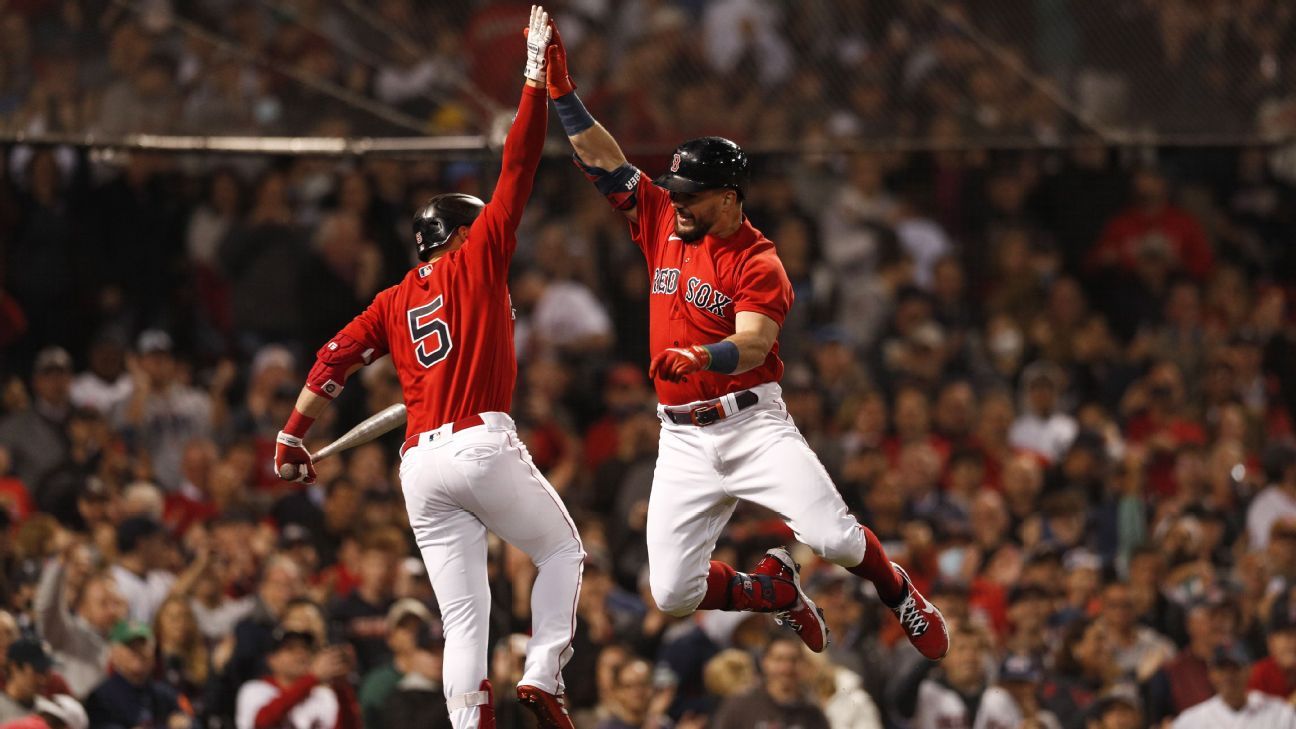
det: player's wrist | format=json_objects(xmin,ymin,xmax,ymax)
[
  {"xmin": 700, "ymin": 341, "xmax": 740, "ymax": 374},
  {"xmin": 554, "ymin": 91, "xmax": 594, "ymax": 135},
  {"xmin": 283, "ymin": 408, "xmax": 316, "ymax": 439}
]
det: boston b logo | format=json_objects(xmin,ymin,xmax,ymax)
[{"xmin": 671, "ymin": 153, "xmax": 681, "ymax": 172}]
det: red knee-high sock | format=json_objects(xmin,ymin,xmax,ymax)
[
  {"xmin": 697, "ymin": 561, "xmax": 738, "ymax": 610},
  {"xmin": 848, "ymin": 526, "xmax": 905, "ymax": 604}
]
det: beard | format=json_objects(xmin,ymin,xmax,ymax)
[{"xmin": 674, "ymin": 210, "xmax": 710, "ymax": 243}]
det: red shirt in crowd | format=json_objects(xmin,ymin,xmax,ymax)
[
  {"xmin": 1086, "ymin": 205, "xmax": 1214, "ymax": 280},
  {"xmin": 1249, "ymin": 657, "xmax": 1295, "ymax": 700}
]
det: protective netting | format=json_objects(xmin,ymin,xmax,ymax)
[{"xmin": 0, "ymin": 0, "xmax": 1294, "ymax": 152}]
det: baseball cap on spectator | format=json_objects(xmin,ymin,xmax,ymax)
[
  {"xmin": 1270, "ymin": 591, "xmax": 1296, "ymax": 634},
  {"xmin": 136, "ymin": 329, "xmax": 172, "ymax": 354},
  {"xmin": 34, "ymin": 347, "xmax": 73, "ymax": 373},
  {"xmin": 999, "ymin": 653, "xmax": 1043, "ymax": 683},
  {"xmin": 1063, "ymin": 548, "xmax": 1102, "ymax": 573},
  {"xmin": 279, "ymin": 523, "xmax": 313, "ymax": 550},
  {"xmin": 9, "ymin": 638, "xmax": 54, "ymax": 672},
  {"xmin": 1087, "ymin": 687, "xmax": 1142, "ymax": 721},
  {"xmin": 252, "ymin": 344, "xmax": 295, "ymax": 377},
  {"xmin": 116, "ymin": 515, "xmax": 163, "ymax": 553},
  {"xmin": 1209, "ymin": 643, "xmax": 1250, "ymax": 668},
  {"xmin": 109, "ymin": 621, "xmax": 153, "ymax": 645},
  {"xmin": 34, "ymin": 694, "xmax": 87, "ymax": 729},
  {"xmin": 386, "ymin": 598, "xmax": 433, "ymax": 631}
]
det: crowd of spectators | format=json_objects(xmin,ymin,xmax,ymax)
[
  {"xmin": 2, "ymin": 2, "xmax": 1296, "ymax": 729},
  {"xmin": 1, "ymin": 0, "xmax": 1296, "ymax": 145}
]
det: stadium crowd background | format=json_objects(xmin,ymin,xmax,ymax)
[{"xmin": 2, "ymin": 0, "xmax": 1296, "ymax": 728}]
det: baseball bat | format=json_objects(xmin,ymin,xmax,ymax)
[{"xmin": 277, "ymin": 403, "xmax": 408, "ymax": 479}]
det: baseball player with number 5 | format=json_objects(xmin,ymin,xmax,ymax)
[
  {"xmin": 273, "ymin": 8, "xmax": 584, "ymax": 728},
  {"xmin": 541, "ymin": 21, "xmax": 949, "ymax": 660}
]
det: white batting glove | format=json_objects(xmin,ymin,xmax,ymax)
[{"xmin": 524, "ymin": 5, "xmax": 552, "ymax": 83}]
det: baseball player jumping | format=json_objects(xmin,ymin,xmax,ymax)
[
  {"xmin": 542, "ymin": 23, "xmax": 949, "ymax": 660},
  {"xmin": 273, "ymin": 8, "xmax": 584, "ymax": 728}
]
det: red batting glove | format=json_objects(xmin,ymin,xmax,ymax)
[
  {"xmin": 275, "ymin": 432, "xmax": 316, "ymax": 484},
  {"xmin": 649, "ymin": 346, "xmax": 711, "ymax": 383},
  {"xmin": 545, "ymin": 22, "xmax": 575, "ymax": 99}
]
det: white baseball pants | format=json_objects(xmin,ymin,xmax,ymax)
[
  {"xmin": 646, "ymin": 383, "xmax": 866, "ymax": 616},
  {"xmin": 399, "ymin": 412, "xmax": 583, "ymax": 728}
]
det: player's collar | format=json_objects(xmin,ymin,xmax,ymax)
[{"xmin": 706, "ymin": 216, "xmax": 756, "ymax": 247}]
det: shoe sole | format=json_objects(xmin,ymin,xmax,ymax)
[
  {"xmin": 766, "ymin": 547, "xmax": 830, "ymax": 652},
  {"xmin": 891, "ymin": 562, "xmax": 950, "ymax": 660},
  {"xmin": 516, "ymin": 690, "xmax": 571, "ymax": 729}
]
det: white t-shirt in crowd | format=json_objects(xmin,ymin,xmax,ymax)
[
  {"xmin": 110, "ymin": 564, "xmax": 175, "ymax": 625},
  {"xmin": 1171, "ymin": 692, "xmax": 1296, "ymax": 729},
  {"xmin": 236, "ymin": 678, "xmax": 338, "ymax": 729},
  {"xmin": 974, "ymin": 686, "xmax": 1063, "ymax": 729}
]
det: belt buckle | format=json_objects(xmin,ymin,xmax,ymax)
[{"xmin": 689, "ymin": 404, "xmax": 720, "ymax": 426}]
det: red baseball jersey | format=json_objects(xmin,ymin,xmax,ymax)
[
  {"xmin": 629, "ymin": 175, "xmax": 794, "ymax": 406},
  {"xmin": 326, "ymin": 85, "xmax": 546, "ymax": 437}
]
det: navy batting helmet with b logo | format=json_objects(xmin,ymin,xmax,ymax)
[
  {"xmin": 654, "ymin": 137, "xmax": 748, "ymax": 198},
  {"xmin": 412, "ymin": 193, "xmax": 485, "ymax": 262}
]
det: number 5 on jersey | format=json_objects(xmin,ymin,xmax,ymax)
[{"xmin": 408, "ymin": 297, "xmax": 452, "ymax": 367}]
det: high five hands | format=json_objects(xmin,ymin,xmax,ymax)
[{"xmin": 523, "ymin": 5, "xmax": 576, "ymax": 100}]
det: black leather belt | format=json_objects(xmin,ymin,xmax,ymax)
[{"xmin": 663, "ymin": 390, "xmax": 759, "ymax": 426}]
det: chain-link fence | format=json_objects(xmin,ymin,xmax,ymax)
[{"xmin": 2, "ymin": 0, "xmax": 1295, "ymax": 155}]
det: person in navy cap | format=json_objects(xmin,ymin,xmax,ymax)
[
  {"xmin": 0, "ymin": 639, "xmax": 54, "ymax": 723},
  {"xmin": 976, "ymin": 653, "xmax": 1062, "ymax": 729}
]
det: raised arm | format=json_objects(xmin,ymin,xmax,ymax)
[
  {"xmin": 544, "ymin": 21, "xmax": 641, "ymax": 222},
  {"xmin": 482, "ymin": 5, "xmax": 551, "ymax": 231}
]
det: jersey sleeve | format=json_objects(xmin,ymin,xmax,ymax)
[
  {"xmin": 335, "ymin": 286, "xmax": 396, "ymax": 359},
  {"xmin": 471, "ymin": 83, "xmax": 548, "ymax": 273},
  {"xmin": 628, "ymin": 174, "xmax": 672, "ymax": 257},
  {"xmin": 733, "ymin": 249, "xmax": 793, "ymax": 326}
]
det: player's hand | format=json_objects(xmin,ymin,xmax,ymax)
[
  {"xmin": 523, "ymin": 5, "xmax": 552, "ymax": 83},
  {"xmin": 648, "ymin": 346, "xmax": 710, "ymax": 383},
  {"xmin": 275, "ymin": 431, "xmax": 316, "ymax": 484},
  {"xmin": 545, "ymin": 18, "xmax": 575, "ymax": 98}
]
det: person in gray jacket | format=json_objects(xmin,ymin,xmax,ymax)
[{"xmin": 33, "ymin": 545, "xmax": 127, "ymax": 698}]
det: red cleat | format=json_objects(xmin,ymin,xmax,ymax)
[
  {"xmin": 888, "ymin": 563, "xmax": 950, "ymax": 660},
  {"xmin": 516, "ymin": 684, "xmax": 575, "ymax": 729},
  {"xmin": 752, "ymin": 547, "xmax": 830, "ymax": 652}
]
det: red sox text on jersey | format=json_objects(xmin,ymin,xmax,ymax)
[{"xmin": 631, "ymin": 175, "xmax": 793, "ymax": 406}]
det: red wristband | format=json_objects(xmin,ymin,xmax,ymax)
[{"xmin": 283, "ymin": 408, "xmax": 316, "ymax": 438}]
